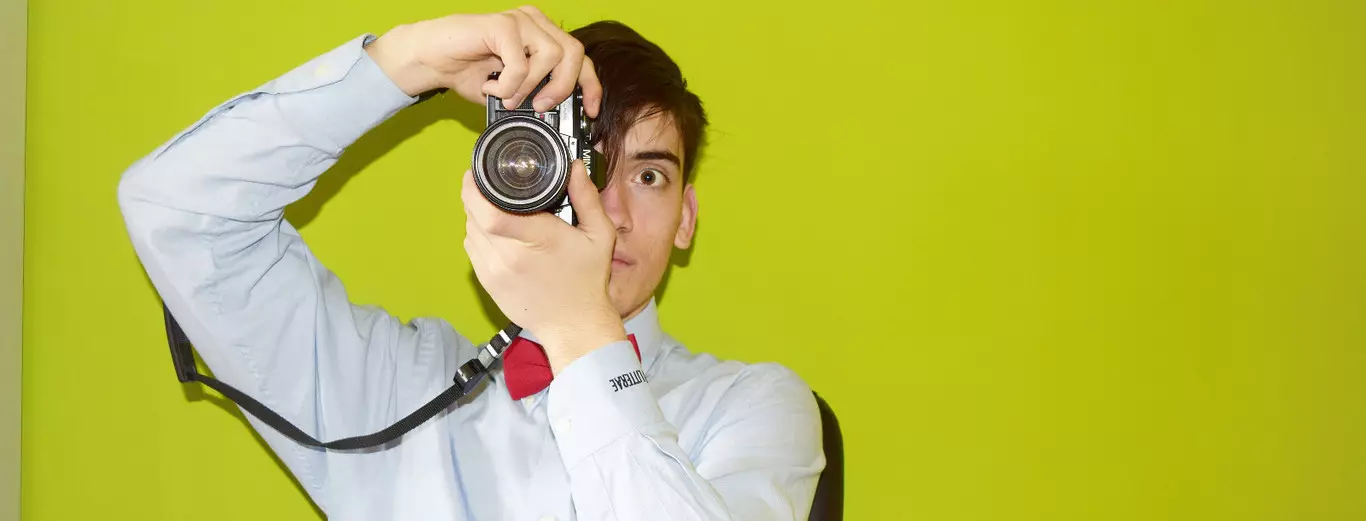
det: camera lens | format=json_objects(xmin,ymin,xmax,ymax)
[
  {"xmin": 490, "ymin": 130, "xmax": 550, "ymax": 195},
  {"xmin": 472, "ymin": 117, "xmax": 568, "ymax": 213}
]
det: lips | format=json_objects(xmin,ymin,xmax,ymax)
[{"xmin": 612, "ymin": 252, "xmax": 634, "ymax": 268}]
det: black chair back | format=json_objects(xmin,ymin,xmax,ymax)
[{"xmin": 808, "ymin": 392, "xmax": 844, "ymax": 521}]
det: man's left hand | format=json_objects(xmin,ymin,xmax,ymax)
[{"xmin": 461, "ymin": 160, "xmax": 626, "ymax": 374}]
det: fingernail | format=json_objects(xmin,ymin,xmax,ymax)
[{"xmin": 534, "ymin": 97, "xmax": 552, "ymax": 110}]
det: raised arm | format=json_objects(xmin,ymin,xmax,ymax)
[
  {"xmin": 117, "ymin": 33, "xmax": 476, "ymax": 509},
  {"xmin": 118, "ymin": 8, "xmax": 605, "ymax": 512}
]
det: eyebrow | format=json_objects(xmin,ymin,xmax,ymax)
[{"xmin": 631, "ymin": 150, "xmax": 681, "ymax": 168}]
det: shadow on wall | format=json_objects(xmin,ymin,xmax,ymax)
[
  {"xmin": 285, "ymin": 90, "xmax": 512, "ymax": 331},
  {"xmin": 286, "ymin": 91, "xmax": 484, "ymax": 229}
]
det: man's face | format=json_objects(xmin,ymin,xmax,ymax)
[{"xmin": 597, "ymin": 112, "xmax": 697, "ymax": 320}]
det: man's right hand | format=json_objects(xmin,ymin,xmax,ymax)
[{"xmin": 364, "ymin": 5, "xmax": 602, "ymax": 117}]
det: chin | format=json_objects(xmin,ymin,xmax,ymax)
[
  {"xmin": 607, "ymin": 280, "xmax": 648, "ymax": 320},
  {"xmin": 607, "ymin": 288, "xmax": 636, "ymax": 318}
]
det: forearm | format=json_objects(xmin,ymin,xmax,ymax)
[
  {"xmin": 118, "ymin": 35, "xmax": 416, "ymax": 227},
  {"xmin": 363, "ymin": 23, "xmax": 444, "ymax": 97},
  {"xmin": 540, "ymin": 306, "xmax": 630, "ymax": 375}
]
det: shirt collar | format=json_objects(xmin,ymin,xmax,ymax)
[{"xmin": 623, "ymin": 298, "xmax": 664, "ymax": 373}]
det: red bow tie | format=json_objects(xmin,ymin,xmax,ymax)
[{"xmin": 503, "ymin": 334, "xmax": 640, "ymax": 400}]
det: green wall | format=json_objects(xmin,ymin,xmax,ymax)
[{"xmin": 23, "ymin": 0, "xmax": 1366, "ymax": 519}]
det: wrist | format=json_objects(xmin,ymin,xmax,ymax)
[
  {"xmin": 365, "ymin": 25, "xmax": 438, "ymax": 96},
  {"xmin": 539, "ymin": 305, "xmax": 627, "ymax": 375}
]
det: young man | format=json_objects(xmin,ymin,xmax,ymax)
[{"xmin": 118, "ymin": 7, "xmax": 824, "ymax": 520}]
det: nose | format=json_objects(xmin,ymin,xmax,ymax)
[{"xmin": 599, "ymin": 176, "xmax": 632, "ymax": 233}]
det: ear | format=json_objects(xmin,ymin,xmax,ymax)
[{"xmin": 674, "ymin": 183, "xmax": 698, "ymax": 249}]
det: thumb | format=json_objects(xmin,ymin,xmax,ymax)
[{"xmin": 566, "ymin": 159, "xmax": 612, "ymax": 235}]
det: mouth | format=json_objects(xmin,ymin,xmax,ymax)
[{"xmin": 612, "ymin": 253, "xmax": 634, "ymax": 269}]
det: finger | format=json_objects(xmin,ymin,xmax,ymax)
[
  {"xmin": 462, "ymin": 167, "xmax": 557, "ymax": 243},
  {"xmin": 462, "ymin": 189, "xmax": 493, "ymax": 258},
  {"xmin": 578, "ymin": 56, "xmax": 603, "ymax": 119},
  {"xmin": 460, "ymin": 169, "xmax": 504, "ymax": 232},
  {"xmin": 509, "ymin": 10, "xmax": 562, "ymax": 110},
  {"xmin": 464, "ymin": 209, "xmax": 492, "ymax": 259},
  {"xmin": 517, "ymin": 6, "xmax": 585, "ymax": 113},
  {"xmin": 463, "ymin": 213, "xmax": 499, "ymax": 288},
  {"xmin": 484, "ymin": 13, "xmax": 529, "ymax": 104},
  {"xmin": 565, "ymin": 159, "xmax": 612, "ymax": 236}
]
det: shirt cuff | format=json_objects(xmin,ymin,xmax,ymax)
[
  {"xmin": 268, "ymin": 34, "xmax": 418, "ymax": 154},
  {"xmin": 546, "ymin": 340, "xmax": 665, "ymax": 469}
]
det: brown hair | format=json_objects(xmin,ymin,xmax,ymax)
[{"xmin": 571, "ymin": 21, "xmax": 708, "ymax": 184}]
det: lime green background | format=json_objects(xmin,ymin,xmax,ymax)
[{"xmin": 22, "ymin": 0, "xmax": 1366, "ymax": 519}]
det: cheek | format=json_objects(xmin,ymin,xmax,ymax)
[
  {"xmin": 618, "ymin": 200, "xmax": 681, "ymax": 277},
  {"xmin": 635, "ymin": 201, "xmax": 683, "ymax": 261}
]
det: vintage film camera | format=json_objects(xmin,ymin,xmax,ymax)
[{"xmin": 471, "ymin": 72, "xmax": 605, "ymax": 224}]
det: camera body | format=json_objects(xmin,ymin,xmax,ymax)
[{"xmin": 471, "ymin": 72, "xmax": 600, "ymax": 225}]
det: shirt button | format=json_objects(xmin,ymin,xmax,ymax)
[{"xmin": 554, "ymin": 417, "xmax": 572, "ymax": 434}]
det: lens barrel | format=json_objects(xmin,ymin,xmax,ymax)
[{"xmin": 471, "ymin": 116, "xmax": 569, "ymax": 213}]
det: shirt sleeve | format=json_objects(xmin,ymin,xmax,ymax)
[
  {"xmin": 116, "ymin": 34, "xmax": 478, "ymax": 511},
  {"xmin": 546, "ymin": 344, "xmax": 827, "ymax": 520}
]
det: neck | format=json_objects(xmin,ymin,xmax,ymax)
[{"xmin": 620, "ymin": 298, "xmax": 651, "ymax": 323}]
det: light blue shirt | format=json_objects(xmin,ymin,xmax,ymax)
[{"xmin": 117, "ymin": 34, "xmax": 825, "ymax": 521}]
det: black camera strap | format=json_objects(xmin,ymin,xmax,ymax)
[{"xmin": 163, "ymin": 303, "xmax": 521, "ymax": 451}]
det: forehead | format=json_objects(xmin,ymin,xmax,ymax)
[{"xmin": 621, "ymin": 111, "xmax": 683, "ymax": 156}]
